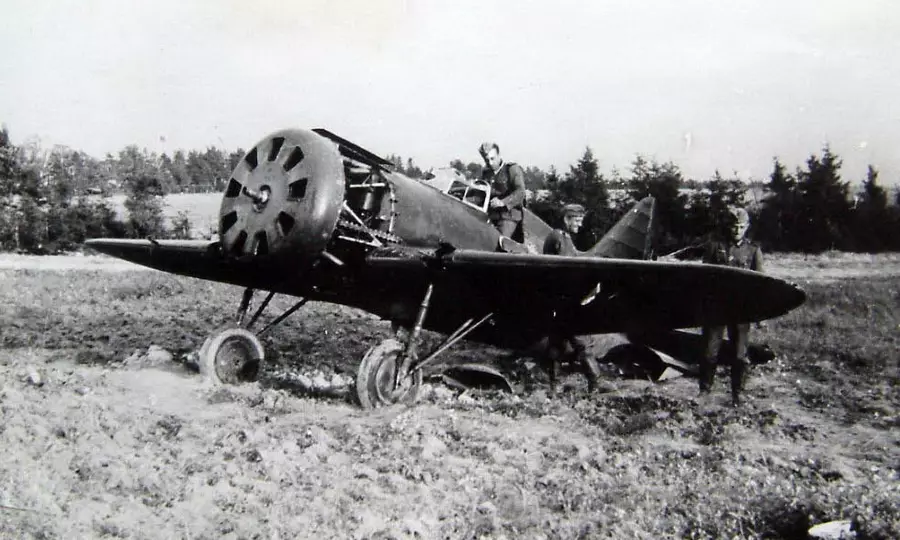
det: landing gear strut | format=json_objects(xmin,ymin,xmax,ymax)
[
  {"xmin": 355, "ymin": 283, "xmax": 495, "ymax": 408},
  {"xmin": 199, "ymin": 287, "xmax": 307, "ymax": 385}
]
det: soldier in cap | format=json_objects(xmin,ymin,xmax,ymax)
[
  {"xmin": 699, "ymin": 205, "xmax": 764, "ymax": 406},
  {"xmin": 542, "ymin": 204, "xmax": 585, "ymax": 256},
  {"xmin": 479, "ymin": 142, "xmax": 527, "ymax": 239},
  {"xmin": 541, "ymin": 203, "xmax": 602, "ymax": 393}
]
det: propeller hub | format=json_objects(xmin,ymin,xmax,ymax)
[{"xmin": 242, "ymin": 185, "xmax": 271, "ymax": 211}]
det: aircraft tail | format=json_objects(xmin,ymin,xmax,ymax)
[{"xmin": 588, "ymin": 196, "xmax": 655, "ymax": 259}]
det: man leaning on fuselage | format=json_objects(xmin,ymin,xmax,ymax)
[{"xmin": 479, "ymin": 142, "xmax": 527, "ymax": 239}]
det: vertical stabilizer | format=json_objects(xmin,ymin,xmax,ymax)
[{"xmin": 589, "ymin": 197, "xmax": 655, "ymax": 259}]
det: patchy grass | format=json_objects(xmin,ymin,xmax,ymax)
[
  {"xmin": 0, "ymin": 260, "xmax": 898, "ymax": 539},
  {"xmin": 757, "ymin": 277, "xmax": 899, "ymax": 429}
]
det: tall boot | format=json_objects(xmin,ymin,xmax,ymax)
[
  {"xmin": 731, "ymin": 357, "xmax": 750, "ymax": 406},
  {"xmin": 542, "ymin": 343, "xmax": 561, "ymax": 396},
  {"xmin": 548, "ymin": 356, "xmax": 559, "ymax": 396},
  {"xmin": 698, "ymin": 358, "xmax": 715, "ymax": 394},
  {"xmin": 581, "ymin": 356, "xmax": 601, "ymax": 392},
  {"xmin": 572, "ymin": 339, "xmax": 600, "ymax": 392}
]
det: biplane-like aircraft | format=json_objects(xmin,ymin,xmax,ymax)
[{"xmin": 86, "ymin": 128, "xmax": 806, "ymax": 408}]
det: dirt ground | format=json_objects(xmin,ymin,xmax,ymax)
[{"xmin": 1, "ymin": 252, "xmax": 898, "ymax": 539}]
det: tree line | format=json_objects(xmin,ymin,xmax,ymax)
[
  {"xmin": 526, "ymin": 145, "xmax": 900, "ymax": 254},
  {"xmin": 0, "ymin": 128, "xmax": 241, "ymax": 252},
  {"xmin": 1, "ymin": 125, "xmax": 898, "ymax": 254}
]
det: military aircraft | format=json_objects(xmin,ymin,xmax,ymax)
[{"xmin": 85, "ymin": 128, "xmax": 806, "ymax": 408}]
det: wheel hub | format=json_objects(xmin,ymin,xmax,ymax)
[{"xmin": 213, "ymin": 335, "xmax": 260, "ymax": 384}]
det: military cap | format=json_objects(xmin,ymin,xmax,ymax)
[
  {"xmin": 729, "ymin": 206, "xmax": 750, "ymax": 225},
  {"xmin": 478, "ymin": 142, "xmax": 499, "ymax": 157},
  {"xmin": 563, "ymin": 203, "xmax": 585, "ymax": 217}
]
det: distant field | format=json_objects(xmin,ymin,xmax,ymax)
[
  {"xmin": 109, "ymin": 193, "xmax": 221, "ymax": 237},
  {"xmin": 766, "ymin": 252, "xmax": 900, "ymax": 282}
]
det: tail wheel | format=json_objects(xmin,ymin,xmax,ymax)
[
  {"xmin": 356, "ymin": 339, "xmax": 422, "ymax": 409},
  {"xmin": 200, "ymin": 327, "xmax": 265, "ymax": 385}
]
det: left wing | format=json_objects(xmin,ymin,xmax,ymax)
[
  {"xmin": 366, "ymin": 248, "xmax": 806, "ymax": 334},
  {"xmin": 84, "ymin": 239, "xmax": 294, "ymax": 292}
]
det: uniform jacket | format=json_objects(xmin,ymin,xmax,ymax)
[
  {"xmin": 483, "ymin": 162, "xmax": 526, "ymax": 222},
  {"xmin": 543, "ymin": 229, "xmax": 578, "ymax": 256},
  {"xmin": 703, "ymin": 239, "xmax": 764, "ymax": 272}
]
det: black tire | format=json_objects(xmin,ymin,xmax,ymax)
[
  {"xmin": 199, "ymin": 327, "xmax": 264, "ymax": 385},
  {"xmin": 356, "ymin": 339, "xmax": 422, "ymax": 409}
]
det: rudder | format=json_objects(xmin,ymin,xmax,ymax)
[{"xmin": 588, "ymin": 197, "xmax": 655, "ymax": 259}]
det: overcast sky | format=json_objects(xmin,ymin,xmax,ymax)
[{"xmin": 2, "ymin": 0, "xmax": 898, "ymax": 184}]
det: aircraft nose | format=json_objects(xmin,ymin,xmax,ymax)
[{"xmin": 217, "ymin": 130, "xmax": 346, "ymax": 261}]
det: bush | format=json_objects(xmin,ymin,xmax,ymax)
[
  {"xmin": 169, "ymin": 210, "xmax": 193, "ymax": 239},
  {"xmin": 123, "ymin": 174, "xmax": 166, "ymax": 239}
]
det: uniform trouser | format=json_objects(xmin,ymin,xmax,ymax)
[
  {"xmin": 492, "ymin": 218, "xmax": 519, "ymax": 238},
  {"xmin": 545, "ymin": 333, "xmax": 600, "ymax": 390},
  {"xmin": 699, "ymin": 323, "xmax": 751, "ymax": 401}
]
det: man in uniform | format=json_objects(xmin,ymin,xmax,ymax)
[
  {"xmin": 543, "ymin": 203, "xmax": 584, "ymax": 256},
  {"xmin": 479, "ymin": 142, "xmax": 527, "ymax": 238},
  {"xmin": 699, "ymin": 206, "xmax": 764, "ymax": 406},
  {"xmin": 541, "ymin": 204, "xmax": 602, "ymax": 393}
]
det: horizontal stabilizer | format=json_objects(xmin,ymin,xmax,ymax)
[{"xmin": 590, "ymin": 197, "xmax": 655, "ymax": 259}]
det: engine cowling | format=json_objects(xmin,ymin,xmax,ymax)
[{"xmin": 218, "ymin": 129, "xmax": 345, "ymax": 262}]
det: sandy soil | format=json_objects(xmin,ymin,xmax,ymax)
[{"xmin": 3, "ymin": 347, "xmax": 896, "ymax": 539}]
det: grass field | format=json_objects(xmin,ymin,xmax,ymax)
[{"xmin": 0, "ymin": 255, "xmax": 898, "ymax": 538}]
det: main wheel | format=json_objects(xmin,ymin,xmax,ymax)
[
  {"xmin": 199, "ymin": 327, "xmax": 264, "ymax": 385},
  {"xmin": 356, "ymin": 339, "xmax": 422, "ymax": 409}
]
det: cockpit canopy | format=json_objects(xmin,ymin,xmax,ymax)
[{"xmin": 423, "ymin": 168, "xmax": 490, "ymax": 213}]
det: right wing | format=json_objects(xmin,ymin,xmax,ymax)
[{"xmin": 366, "ymin": 247, "xmax": 806, "ymax": 334}]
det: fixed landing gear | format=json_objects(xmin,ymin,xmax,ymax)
[
  {"xmin": 199, "ymin": 287, "xmax": 307, "ymax": 385},
  {"xmin": 355, "ymin": 283, "xmax": 495, "ymax": 408},
  {"xmin": 355, "ymin": 338, "xmax": 423, "ymax": 409},
  {"xmin": 200, "ymin": 283, "xmax": 497, "ymax": 408}
]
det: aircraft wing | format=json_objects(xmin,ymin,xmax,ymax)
[
  {"xmin": 367, "ymin": 248, "xmax": 806, "ymax": 334},
  {"xmin": 86, "ymin": 238, "xmax": 218, "ymax": 272},
  {"xmin": 83, "ymin": 239, "xmax": 287, "ymax": 292}
]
